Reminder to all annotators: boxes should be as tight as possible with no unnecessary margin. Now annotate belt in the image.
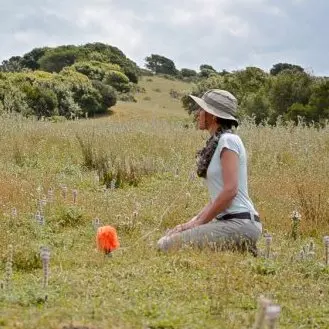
[217,212,260,222]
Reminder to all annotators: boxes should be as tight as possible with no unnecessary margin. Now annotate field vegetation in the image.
[1,75,329,328]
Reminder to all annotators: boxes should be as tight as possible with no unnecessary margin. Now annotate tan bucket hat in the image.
[190,89,238,124]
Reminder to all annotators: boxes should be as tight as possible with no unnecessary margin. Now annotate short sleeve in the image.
[217,134,240,157]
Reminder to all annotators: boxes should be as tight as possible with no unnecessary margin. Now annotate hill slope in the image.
[111,76,192,121]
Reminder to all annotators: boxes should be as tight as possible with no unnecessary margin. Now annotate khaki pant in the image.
[157,218,262,255]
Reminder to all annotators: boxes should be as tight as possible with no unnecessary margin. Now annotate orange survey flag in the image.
[96,225,120,253]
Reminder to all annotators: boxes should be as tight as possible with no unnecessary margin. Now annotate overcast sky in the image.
[1,0,328,75]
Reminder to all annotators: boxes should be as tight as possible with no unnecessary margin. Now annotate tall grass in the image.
[0,79,329,328]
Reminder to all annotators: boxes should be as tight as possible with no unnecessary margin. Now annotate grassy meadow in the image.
[1,76,329,329]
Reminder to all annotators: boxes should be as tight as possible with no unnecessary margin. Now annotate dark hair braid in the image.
[196,119,235,178]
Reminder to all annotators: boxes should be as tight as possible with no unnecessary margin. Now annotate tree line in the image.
[145,54,329,125]
[1,45,329,125]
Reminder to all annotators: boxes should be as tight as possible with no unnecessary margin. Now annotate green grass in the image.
[1,77,329,328]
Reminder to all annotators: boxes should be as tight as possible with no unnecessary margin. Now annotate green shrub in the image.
[50,115,67,123]
[91,80,117,109]
[77,135,158,188]
[139,68,154,76]
[118,93,137,102]
[21,84,59,118]
[38,48,77,72]
[169,89,182,99]
[123,67,139,84]
[54,205,86,228]
[0,244,42,272]
[71,61,122,81]
[103,70,130,92]
[74,88,103,116]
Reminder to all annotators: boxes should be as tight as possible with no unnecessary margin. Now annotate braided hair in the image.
[196,118,238,178]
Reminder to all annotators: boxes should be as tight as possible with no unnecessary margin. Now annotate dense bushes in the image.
[0,42,140,118]
[0,42,139,84]
[38,48,78,73]
[183,66,329,125]
[0,69,117,118]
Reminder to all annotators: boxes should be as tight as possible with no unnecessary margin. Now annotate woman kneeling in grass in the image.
[157,89,262,255]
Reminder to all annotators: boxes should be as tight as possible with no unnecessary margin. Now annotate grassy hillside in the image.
[0,77,329,329]
[112,76,192,121]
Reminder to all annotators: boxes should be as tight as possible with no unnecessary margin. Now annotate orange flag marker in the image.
[96,225,120,255]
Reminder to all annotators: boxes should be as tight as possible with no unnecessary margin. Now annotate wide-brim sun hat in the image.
[190,89,239,124]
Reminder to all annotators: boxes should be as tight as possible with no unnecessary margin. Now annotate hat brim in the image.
[189,95,238,123]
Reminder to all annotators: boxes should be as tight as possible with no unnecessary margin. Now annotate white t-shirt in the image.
[205,132,258,217]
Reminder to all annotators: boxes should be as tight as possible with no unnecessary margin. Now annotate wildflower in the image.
[110,178,116,190]
[253,296,271,329]
[11,208,17,218]
[47,188,54,203]
[40,247,50,288]
[41,195,47,207]
[291,210,301,240]
[92,218,101,231]
[266,305,281,329]
[189,172,196,181]
[35,211,45,225]
[94,174,100,183]
[309,240,315,252]
[5,245,13,290]
[72,189,78,204]
[61,184,67,200]
[324,236,329,266]
[132,210,138,219]
[264,233,272,259]
[36,185,42,197]
[291,210,301,221]
[185,192,191,208]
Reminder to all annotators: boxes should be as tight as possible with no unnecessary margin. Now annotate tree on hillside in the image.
[268,69,312,123]
[21,47,48,70]
[0,56,23,72]
[1,43,139,83]
[199,64,217,78]
[270,63,304,76]
[145,54,178,76]
[84,43,139,83]
[307,79,329,122]
[240,89,271,125]
[200,64,216,71]
[38,48,78,73]
[180,68,197,77]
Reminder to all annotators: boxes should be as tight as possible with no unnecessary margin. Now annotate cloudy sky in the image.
[1,0,328,75]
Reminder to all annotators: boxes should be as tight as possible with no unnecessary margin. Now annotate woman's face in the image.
[196,108,214,130]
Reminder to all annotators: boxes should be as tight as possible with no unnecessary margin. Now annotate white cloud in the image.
[0,0,328,75]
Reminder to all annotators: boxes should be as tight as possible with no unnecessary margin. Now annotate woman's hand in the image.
[166,224,186,236]
[165,217,199,236]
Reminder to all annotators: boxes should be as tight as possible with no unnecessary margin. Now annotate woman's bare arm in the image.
[167,148,238,235]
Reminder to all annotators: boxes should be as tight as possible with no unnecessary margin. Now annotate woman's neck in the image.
[208,123,220,136]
